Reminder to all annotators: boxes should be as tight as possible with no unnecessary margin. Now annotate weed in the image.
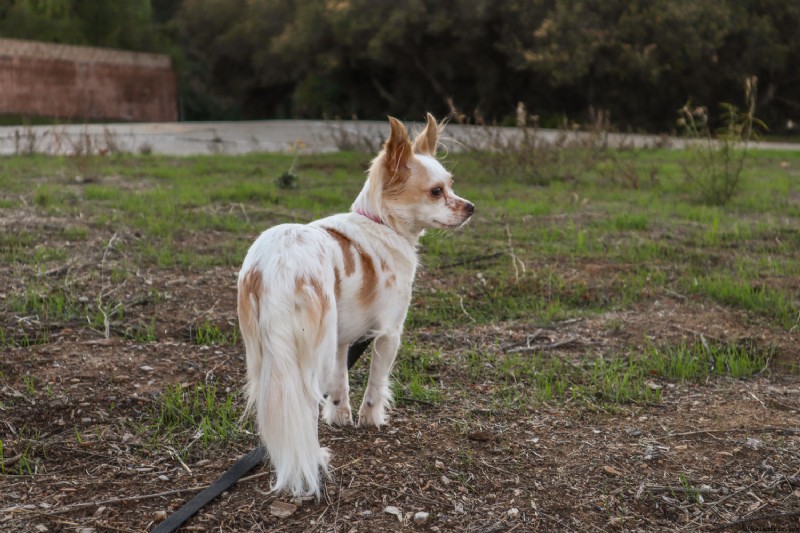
[193,320,228,345]
[677,76,765,206]
[22,375,36,396]
[126,318,157,343]
[677,473,703,505]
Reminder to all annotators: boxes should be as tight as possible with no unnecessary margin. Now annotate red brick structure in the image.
[0,38,177,122]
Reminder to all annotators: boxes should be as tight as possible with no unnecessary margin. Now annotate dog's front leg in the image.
[323,344,353,426]
[358,333,399,427]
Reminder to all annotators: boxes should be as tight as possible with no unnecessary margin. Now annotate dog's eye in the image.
[430,187,443,198]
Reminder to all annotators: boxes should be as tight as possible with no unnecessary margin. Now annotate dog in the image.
[237,114,474,497]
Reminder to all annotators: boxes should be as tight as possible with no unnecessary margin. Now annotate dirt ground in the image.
[2,217,800,532]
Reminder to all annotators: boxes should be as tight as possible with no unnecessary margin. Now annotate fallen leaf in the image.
[603,465,623,476]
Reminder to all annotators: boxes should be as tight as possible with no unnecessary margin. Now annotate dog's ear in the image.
[412,113,439,156]
[383,116,412,191]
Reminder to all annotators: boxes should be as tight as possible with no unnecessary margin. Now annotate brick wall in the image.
[0,38,177,122]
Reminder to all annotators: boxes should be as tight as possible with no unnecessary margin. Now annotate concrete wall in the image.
[0,38,177,122]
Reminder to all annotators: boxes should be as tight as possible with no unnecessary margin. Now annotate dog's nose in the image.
[465,202,475,215]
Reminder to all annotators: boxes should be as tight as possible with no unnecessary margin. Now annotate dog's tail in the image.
[239,266,333,497]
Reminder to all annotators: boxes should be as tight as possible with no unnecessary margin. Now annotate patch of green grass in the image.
[147,382,246,458]
[125,318,157,343]
[472,338,767,409]
[644,341,769,381]
[7,284,87,322]
[393,344,444,404]
[691,275,799,330]
[192,320,238,346]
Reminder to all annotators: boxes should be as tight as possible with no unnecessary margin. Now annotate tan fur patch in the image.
[385,274,396,289]
[324,227,356,276]
[333,266,342,299]
[382,117,412,197]
[358,248,377,305]
[237,268,263,327]
[295,275,330,346]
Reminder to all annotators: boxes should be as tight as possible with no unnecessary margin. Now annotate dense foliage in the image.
[1,0,798,131]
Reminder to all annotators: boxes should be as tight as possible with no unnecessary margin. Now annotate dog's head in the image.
[356,114,474,236]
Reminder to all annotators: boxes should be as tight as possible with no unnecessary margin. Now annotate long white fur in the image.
[238,115,473,497]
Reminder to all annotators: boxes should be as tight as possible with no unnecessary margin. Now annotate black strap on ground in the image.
[151,336,373,533]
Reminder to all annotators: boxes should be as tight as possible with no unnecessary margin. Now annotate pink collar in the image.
[355,208,384,225]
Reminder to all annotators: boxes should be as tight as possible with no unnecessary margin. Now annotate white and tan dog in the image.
[237,114,473,497]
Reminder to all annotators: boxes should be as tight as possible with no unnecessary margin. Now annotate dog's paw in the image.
[320,446,332,469]
[322,399,353,426]
[357,400,388,428]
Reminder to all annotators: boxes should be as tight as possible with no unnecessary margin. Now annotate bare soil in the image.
[2,216,799,533]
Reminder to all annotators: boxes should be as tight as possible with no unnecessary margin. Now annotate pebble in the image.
[384,505,401,516]
[508,507,520,518]
[413,511,430,525]
[269,500,297,518]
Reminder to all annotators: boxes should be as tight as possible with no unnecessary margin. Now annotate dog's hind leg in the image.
[322,344,353,426]
[358,333,400,427]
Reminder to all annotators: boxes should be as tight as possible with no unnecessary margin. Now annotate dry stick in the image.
[506,336,579,354]
[4,458,363,517]
[645,485,719,495]
[709,511,800,531]
[663,427,800,439]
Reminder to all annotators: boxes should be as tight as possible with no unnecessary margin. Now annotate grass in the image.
[0,147,797,423]
[192,320,239,346]
[460,338,768,411]
[147,383,248,458]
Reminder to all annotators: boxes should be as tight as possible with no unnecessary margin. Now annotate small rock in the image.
[746,437,763,450]
[384,505,402,516]
[140,365,155,372]
[440,475,451,486]
[270,500,297,518]
[35,525,48,533]
[454,502,464,514]
[153,510,167,521]
[122,432,135,443]
[508,507,520,518]
[158,475,169,481]
[195,459,211,467]
[434,460,444,469]
[413,511,430,525]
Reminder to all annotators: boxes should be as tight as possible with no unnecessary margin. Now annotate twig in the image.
[506,336,579,353]
[3,458,363,517]
[396,396,436,407]
[709,511,800,531]
[644,485,719,494]
[663,427,800,439]
[458,294,475,323]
